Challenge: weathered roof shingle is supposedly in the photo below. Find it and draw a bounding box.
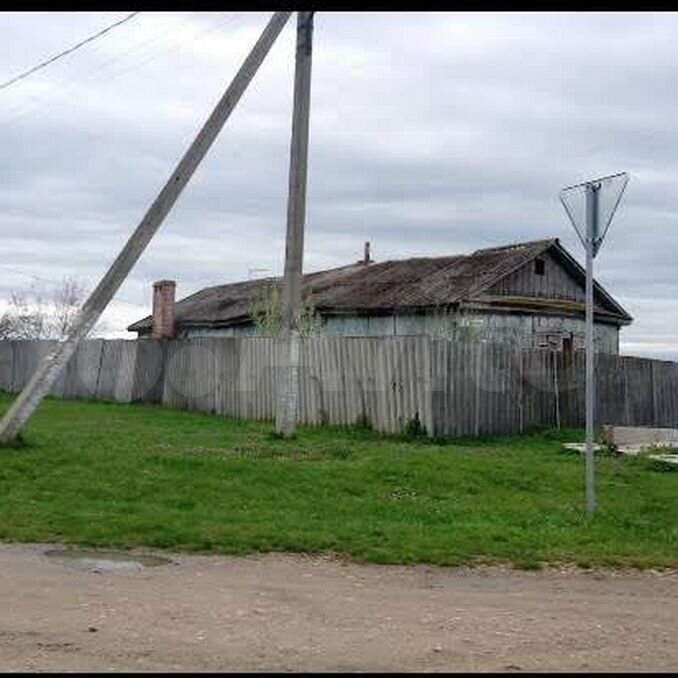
[128,238,631,332]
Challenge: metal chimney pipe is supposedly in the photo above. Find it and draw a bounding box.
[363,241,371,264]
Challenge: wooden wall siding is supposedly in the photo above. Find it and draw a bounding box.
[487,250,588,303]
[180,324,258,339]
[430,341,526,438]
[594,352,628,428]
[184,310,621,354]
[466,312,618,353]
[0,342,13,392]
[622,357,656,427]
[489,251,575,299]
[131,339,166,403]
[1,338,676,437]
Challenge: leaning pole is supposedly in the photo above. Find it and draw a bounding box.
[0,11,292,444]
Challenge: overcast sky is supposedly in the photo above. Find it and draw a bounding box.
[0,11,676,358]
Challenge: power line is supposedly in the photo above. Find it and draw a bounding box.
[0,12,195,123]
[0,12,141,92]
[0,12,243,132]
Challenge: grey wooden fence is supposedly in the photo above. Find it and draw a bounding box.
[0,337,676,437]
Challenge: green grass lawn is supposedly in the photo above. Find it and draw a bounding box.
[0,391,676,569]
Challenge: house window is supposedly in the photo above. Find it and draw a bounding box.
[535,258,545,276]
[534,331,564,351]
[547,334,563,350]
[535,333,549,349]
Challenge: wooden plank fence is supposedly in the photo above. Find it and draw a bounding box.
[0,337,676,437]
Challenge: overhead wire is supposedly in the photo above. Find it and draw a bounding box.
[0,11,253,172]
[0,12,202,126]
[0,11,246,133]
[0,12,264,317]
[0,12,141,92]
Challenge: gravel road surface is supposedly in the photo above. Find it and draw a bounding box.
[0,542,675,672]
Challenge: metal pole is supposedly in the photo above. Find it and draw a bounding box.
[0,11,292,445]
[584,183,598,516]
[276,11,314,438]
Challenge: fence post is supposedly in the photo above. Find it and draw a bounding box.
[516,346,525,433]
[623,357,631,426]
[651,361,658,427]
[553,350,561,430]
[474,344,481,437]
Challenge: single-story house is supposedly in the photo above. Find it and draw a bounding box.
[128,237,632,353]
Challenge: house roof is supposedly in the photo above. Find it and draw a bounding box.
[128,238,632,332]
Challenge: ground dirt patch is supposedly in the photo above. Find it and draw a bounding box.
[0,542,675,672]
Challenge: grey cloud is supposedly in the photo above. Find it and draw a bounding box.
[0,11,675,358]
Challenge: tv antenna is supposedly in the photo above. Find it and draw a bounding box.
[248,268,271,279]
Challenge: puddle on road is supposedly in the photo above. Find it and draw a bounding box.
[44,548,172,572]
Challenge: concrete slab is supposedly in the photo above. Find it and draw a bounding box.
[562,441,678,457]
[601,426,678,448]
[563,443,604,454]
[648,454,678,467]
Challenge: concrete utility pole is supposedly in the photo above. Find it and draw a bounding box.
[0,11,292,445]
[276,11,314,438]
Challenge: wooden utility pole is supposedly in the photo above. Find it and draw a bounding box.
[276,11,314,437]
[0,11,292,445]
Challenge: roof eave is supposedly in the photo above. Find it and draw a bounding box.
[466,295,632,326]
[547,241,633,323]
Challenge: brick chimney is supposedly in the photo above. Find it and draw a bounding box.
[151,280,176,340]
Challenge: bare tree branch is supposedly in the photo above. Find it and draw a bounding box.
[0,277,89,340]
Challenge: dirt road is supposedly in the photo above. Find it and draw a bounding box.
[0,542,675,673]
